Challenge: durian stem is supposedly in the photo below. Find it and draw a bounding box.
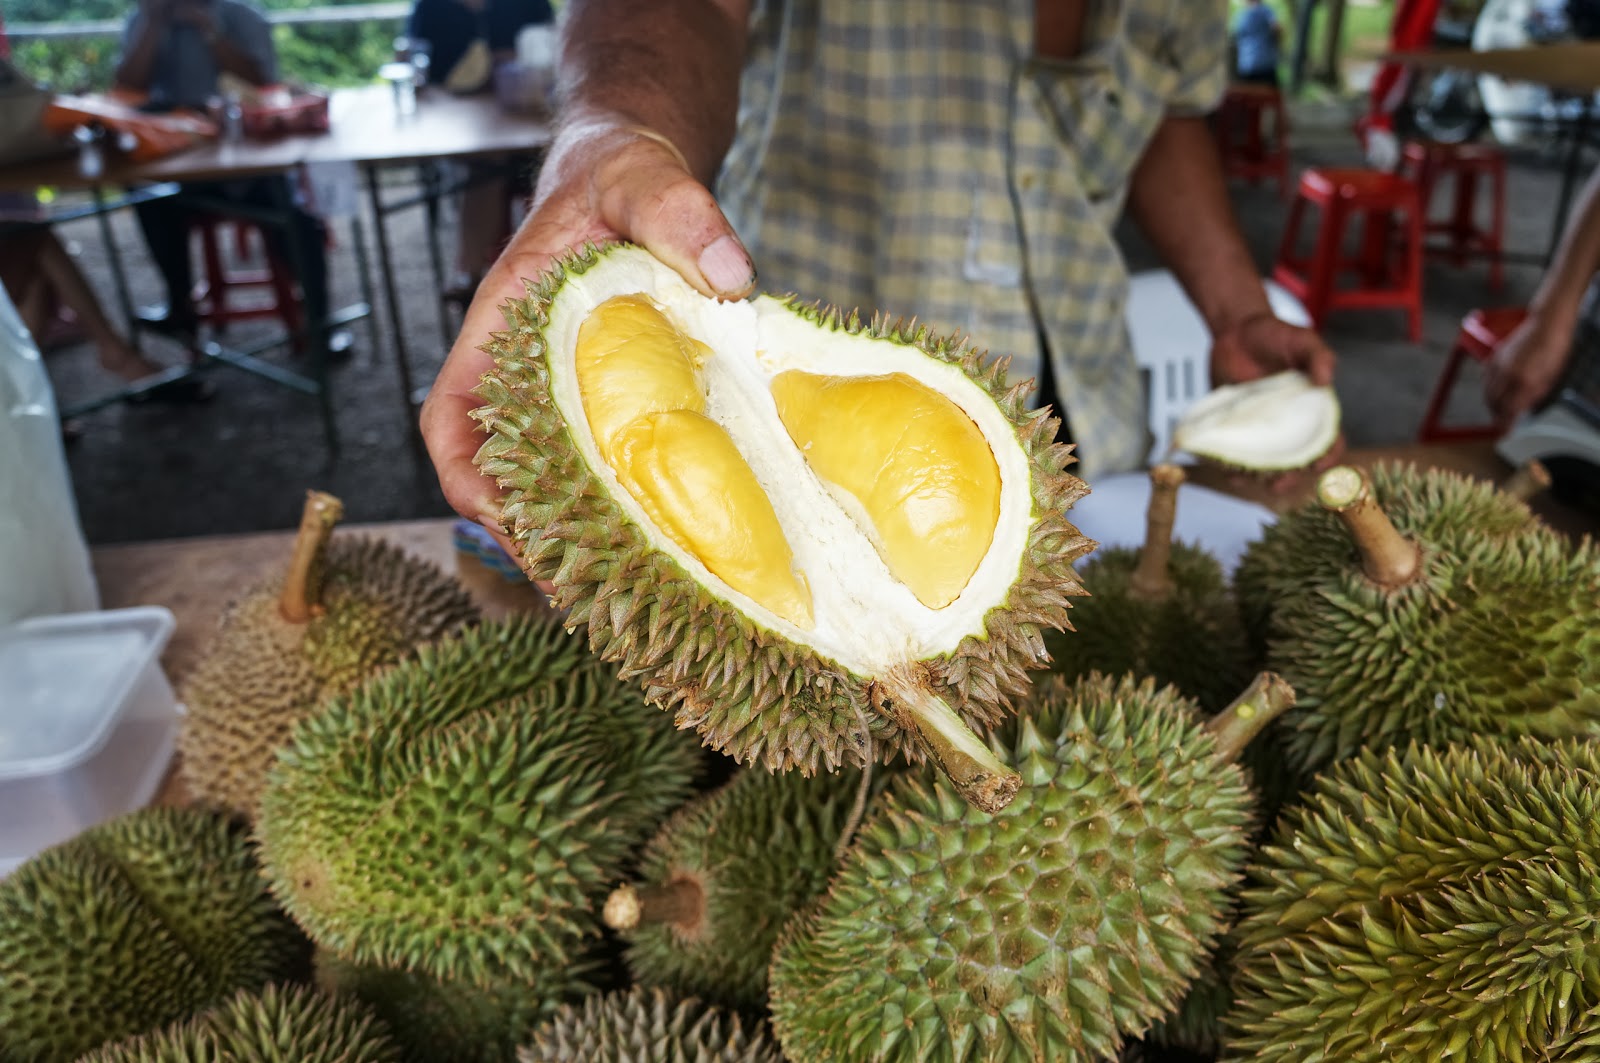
[833,759,875,865]
[1316,466,1420,588]
[601,878,705,933]
[1129,463,1186,601]
[1502,459,1551,504]
[279,491,344,623]
[1206,672,1297,763]
[876,669,1020,814]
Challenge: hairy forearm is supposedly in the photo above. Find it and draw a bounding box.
[1531,167,1600,328]
[556,0,750,184]
[1127,115,1270,334]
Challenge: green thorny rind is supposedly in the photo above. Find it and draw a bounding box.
[767,673,1256,1063]
[470,241,1093,781]
[1225,737,1600,1062]
[78,983,403,1063]
[255,614,701,990]
[519,986,786,1063]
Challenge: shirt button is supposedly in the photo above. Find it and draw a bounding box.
[1105,89,1121,107]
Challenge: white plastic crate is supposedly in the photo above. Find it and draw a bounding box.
[0,606,180,876]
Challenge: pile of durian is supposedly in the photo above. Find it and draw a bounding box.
[7,244,1600,1063]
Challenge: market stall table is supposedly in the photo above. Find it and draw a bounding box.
[90,441,1595,813]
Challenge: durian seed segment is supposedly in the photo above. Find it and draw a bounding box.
[1129,463,1186,601]
[279,490,344,623]
[1206,671,1296,763]
[770,370,1001,610]
[1316,466,1422,588]
[1172,369,1340,471]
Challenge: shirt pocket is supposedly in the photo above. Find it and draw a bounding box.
[1023,41,1175,206]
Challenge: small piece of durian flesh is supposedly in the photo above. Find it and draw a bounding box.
[576,295,813,629]
[770,371,1001,610]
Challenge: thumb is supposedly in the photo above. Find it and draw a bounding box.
[593,144,756,300]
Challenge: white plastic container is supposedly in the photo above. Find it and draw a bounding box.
[0,606,180,876]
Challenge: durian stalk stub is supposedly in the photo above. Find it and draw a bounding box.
[1129,463,1186,601]
[1205,671,1295,763]
[602,878,705,934]
[1317,465,1421,588]
[874,666,1020,812]
[1502,458,1551,504]
[279,490,344,623]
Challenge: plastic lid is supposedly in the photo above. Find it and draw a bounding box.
[0,606,176,781]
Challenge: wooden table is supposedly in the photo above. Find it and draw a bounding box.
[90,441,1594,809]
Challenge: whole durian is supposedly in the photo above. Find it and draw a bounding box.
[180,490,478,817]
[1246,464,1600,775]
[603,766,882,1009]
[1045,463,1250,715]
[76,983,401,1063]
[313,950,596,1063]
[766,671,1295,1063]
[473,243,1093,812]
[517,987,784,1063]
[1224,737,1600,1061]
[256,615,700,990]
[0,808,306,1063]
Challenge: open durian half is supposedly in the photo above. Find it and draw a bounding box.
[474,244,1093,812]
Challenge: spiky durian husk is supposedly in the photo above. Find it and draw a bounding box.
[472,242,1092,777]
[517,987,784,1063]
[1224,738,1600,1061]
[620,766,884,1009]
[179,536,479,817]
[1233,462,1546,663]
[78,983,401,1063]
[1045,541,1250,716]
[766,674,1255,1063]
[1264,509,1600,776]
[0,808,307,1063]
[314,950,597,1063]
[256,615,700,990]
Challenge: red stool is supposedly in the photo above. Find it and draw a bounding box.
[1213,83,1291,197]
[1399,140,1507,290]
[1416,306,1527,442]
[1273,167,1425,341]
[189,217,305,339]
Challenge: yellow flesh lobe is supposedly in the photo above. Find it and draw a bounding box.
[771,371,1001,610]
[575,295,813,629]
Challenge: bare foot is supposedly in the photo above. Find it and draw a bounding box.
[99,343,165,383]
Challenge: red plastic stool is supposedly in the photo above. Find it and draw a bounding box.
[189,217,305,339]
[1399,140,1507,290]
[1213,83,1291,197]
[1273,167,1425,341]
[1416,306,1528,442]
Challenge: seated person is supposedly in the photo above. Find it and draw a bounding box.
[405,0,552,298]
[1485,164,1600,427]
[0,226,164,386]
[1232,0,1282,86]
[114,0,347,355]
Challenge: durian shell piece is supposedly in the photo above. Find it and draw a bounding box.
[314,949,598,1063]
[518,987,784,1063]
[1244,463,1600,775]
[1226,738,1600,1061]
[0,808,307,1063]
[767,674,1257,1063]
[1171,370,1340,472]
[472,242,1092,785]
[77,983,401,1063]
[255,615,701,989]
[617,766,887,1010]
[179,535,479,818]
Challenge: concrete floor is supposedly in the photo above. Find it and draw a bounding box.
[37,101,1595,545]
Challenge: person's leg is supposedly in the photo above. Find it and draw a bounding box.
[229,175,341,354]
[33,230,162,381]
[132,189,199,329]
[454,160,513,287]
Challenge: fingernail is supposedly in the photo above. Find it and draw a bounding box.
[697,235,756,297]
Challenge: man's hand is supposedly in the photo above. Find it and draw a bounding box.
[418,118,755,558]
[1485,313,1572,429]
[1209,311,1344,491]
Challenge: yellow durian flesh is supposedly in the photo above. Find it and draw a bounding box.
[576,294,813,629]
[770,371,1000,610]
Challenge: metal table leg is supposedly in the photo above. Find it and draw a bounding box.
[365,166,422,420]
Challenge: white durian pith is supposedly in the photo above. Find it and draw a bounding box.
[1172,370,1340,471]
[541,246,1035,675]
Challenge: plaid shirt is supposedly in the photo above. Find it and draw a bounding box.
[718,0,1228,480]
